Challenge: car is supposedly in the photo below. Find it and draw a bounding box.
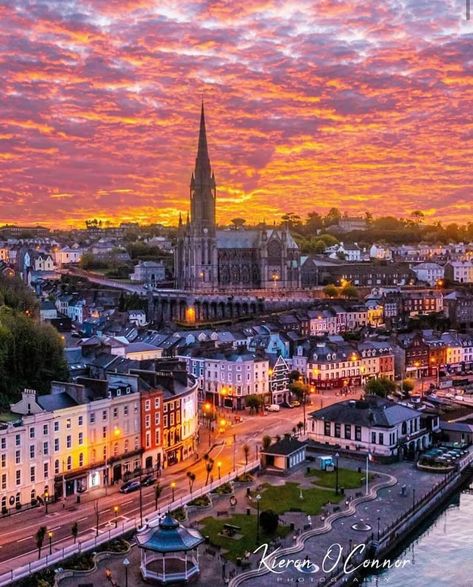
[141,475,156,487]
[290,400,301,408]
[265,404,280,412]
[119,480,141,494]
[281,402,294,409]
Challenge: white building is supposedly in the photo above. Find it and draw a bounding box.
[130,261,166,285]
[411,262,444,286]
[445,261,473,284]
[308,397,437,458]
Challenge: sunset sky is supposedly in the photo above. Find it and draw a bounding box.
[0,0,472,228]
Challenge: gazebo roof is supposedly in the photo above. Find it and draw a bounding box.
[136,514,205,553]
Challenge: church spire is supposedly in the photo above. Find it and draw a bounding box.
[195,100,211,181]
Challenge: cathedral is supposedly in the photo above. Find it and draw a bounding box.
[174,104,301,291]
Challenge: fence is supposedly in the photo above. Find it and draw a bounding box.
[0,460,260,587]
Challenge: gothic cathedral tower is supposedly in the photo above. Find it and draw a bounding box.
[175,103,219,290]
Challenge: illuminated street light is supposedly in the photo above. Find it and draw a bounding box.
[114,505,119,527]
[48,530,53,555]
[217,461,222,480]
[171,481,176,502]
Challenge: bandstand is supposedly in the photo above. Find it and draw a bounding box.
[136,514,204,584]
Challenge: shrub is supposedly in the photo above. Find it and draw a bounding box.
[189,495,211,508]
[211,482,233,495]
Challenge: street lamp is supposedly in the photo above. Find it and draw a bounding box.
[48,530,53,555]
[171,481,176,502]
[123,557,130,587]
[114,505,119,528]
[256,494,262,544]
[217,461,222,480]
[335,452,340,495]
[44,489,49,514]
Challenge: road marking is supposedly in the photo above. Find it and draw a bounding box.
[77,516,88,522]
[122,500,133,505]
[49,526,61,532]
[101,508,110,513]
[17,536,32,543]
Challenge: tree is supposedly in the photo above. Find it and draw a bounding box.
[187,471,196,493]
[154,482,163,510]
[411,210,425,224]
[340,284,359,299]
[402,379,415,393]
[205,459,214,485]
[259,510,279,534]
[262,435,272,451]
[297,421,304,435]
[304,212,323,234]
[230,218,246,230]
[364,377,396,398]
[324,207,342,227]
[242,444,250,465]
[289,370,301,383]
[323,284,339,298]
[289,381,310,403]
[71,521,78,544]
[35,526,47,559]
[281,213,302,231]
[246,394,264,414]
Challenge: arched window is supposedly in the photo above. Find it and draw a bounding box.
[54,459,60,475]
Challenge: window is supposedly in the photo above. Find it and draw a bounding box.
[78,432,83,445]
[378,433,384,445]
[155,429,161,445]
[124,405,129,416]
[44,462,49,479]
[371,432,376,444]
[154,397,160,409]
[155,413,160,426]
[1,454,5,468]
[102,410,107,421]
[103,426,107,439]
[324,421,331,436]
[90,412,96,424]
[30,445,35,459]
[78,416,83,426]
[124,440,129,453]
[170,413,175,426]
[113,407,118,418]
[0,438,5,450]
[16,470,21,486]
[15,434,20,447]
[54,438,59,452]
[54,422,59,432]
[164,415,168,428]
[67,456,72,470]
[66,435,72,449]
[29,427,35,439]
[30,466,35,483]
[43,441,48,455]
[113,442,118,457]
[79,453,84,467]
[145,415,151,429]
[43,424,48,436]
[145,431,151,449]
[15,450,21,464]
[344,424,351,440]
[145,400,151,411]
[54,460,60,474]
[1,474,6,490]
[66,418,71,429]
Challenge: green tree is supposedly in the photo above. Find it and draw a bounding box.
[242,444,250,465]
[262,435,272,451]
[289,381,310,404]
[402,379,415,393]
[154,482,163,510]
[340,284,359,299]
[259,510,279,534]
[289,370,301,383]
[364,377,396,398]
[35,526,47,559]
[230,218,246,230]
[71,521,78,544]
[323,284,339,298]
[187,471,196,493]
[246,394,264,414]
[205,459,214,485]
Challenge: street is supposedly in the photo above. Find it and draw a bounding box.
[0,391,356,575]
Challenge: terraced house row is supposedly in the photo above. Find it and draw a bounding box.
[0,359,198,514]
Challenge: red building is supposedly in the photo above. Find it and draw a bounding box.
[140,387,164,474]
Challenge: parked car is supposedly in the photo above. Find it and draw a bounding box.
[119,480,141,494]
[290,400,301,408]
[265,404,280,412]
[141,475,156,487]
[281,401,294,409]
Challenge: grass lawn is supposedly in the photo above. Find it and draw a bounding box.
[306,467,366,489]
[198,514,290,561]
[253,482,344,516]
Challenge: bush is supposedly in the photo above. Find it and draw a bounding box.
[188,495,211,508]
[234,473,253,483]
[211,482,233,495]
[98,538,129,553]
[172,507,187,521]
[63,552,95,571]
[259,510,279,535]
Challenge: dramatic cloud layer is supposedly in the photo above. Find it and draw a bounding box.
[0,0,472,227]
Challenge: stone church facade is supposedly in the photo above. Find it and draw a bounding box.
[175,105,301,291]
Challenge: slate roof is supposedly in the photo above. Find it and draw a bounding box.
[37,392,79,411]
[261,437,307,456]
[309,397,419,428]
[137,514,204,553]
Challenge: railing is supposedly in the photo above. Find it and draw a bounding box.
[0,460,259,587]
